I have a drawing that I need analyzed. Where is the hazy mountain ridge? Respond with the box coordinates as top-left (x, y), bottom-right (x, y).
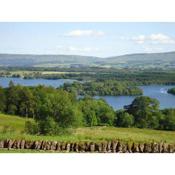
top-left (0, 54), bottom-right (102, 67)
top-left (0, 51), bottom-right (175, 68)
top-left (104, 51), bottom-right (175, 68)
top-left (107, 51), bottom-right (175, 62)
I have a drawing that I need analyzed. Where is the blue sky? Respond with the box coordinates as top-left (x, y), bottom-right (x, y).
top-left (0, 22), bottom-right (175, 57)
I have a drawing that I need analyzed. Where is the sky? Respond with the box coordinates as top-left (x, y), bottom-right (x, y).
top-left (0, 22), bottom-right (175, 57)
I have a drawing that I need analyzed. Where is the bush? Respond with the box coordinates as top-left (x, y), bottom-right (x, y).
top-left (25, 120), bottom-right (39, 135)
top-left (25, 118), bottom-right (73, 136)
top-left (38, 117), bottom-right (60, 135)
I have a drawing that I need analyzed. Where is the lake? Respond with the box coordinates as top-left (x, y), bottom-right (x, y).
top-left (0, 77), bottom-right (175, 110)
top-left (0, 77), bottom-right (75, 88)
top-left (95, 85), bottom-right (175, 109)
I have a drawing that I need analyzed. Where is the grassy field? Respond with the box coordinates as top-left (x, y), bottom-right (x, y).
top-left (0, 113), bottom-right (175, 144)
top-left (0, 113), bottom-right (31, 134)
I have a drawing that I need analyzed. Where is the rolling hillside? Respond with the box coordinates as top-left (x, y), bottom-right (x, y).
top-left (0, 113), bottom-right (32, 134)
top-left (0, 54), bottom-right (102, 67)
top-left (0, 113), bottom-right (175, 143)
top-left (106, 51), bottom-right (175, 69)
top-left (0, 51), bottom-right (175, 68)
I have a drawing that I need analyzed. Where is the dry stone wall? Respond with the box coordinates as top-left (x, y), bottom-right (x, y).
top-left (0, 139), bottom-right (175, 153)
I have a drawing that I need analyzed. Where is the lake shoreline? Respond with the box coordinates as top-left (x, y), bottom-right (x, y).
top-left (0, 77), bottom-right (175, 110)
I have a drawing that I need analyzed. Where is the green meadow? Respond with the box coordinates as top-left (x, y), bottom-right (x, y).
top-left (1, 113), bottom-right (175, 144)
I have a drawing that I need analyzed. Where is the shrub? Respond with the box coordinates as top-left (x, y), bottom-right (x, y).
top-left (37, 117), bottom-right (60, 135)
top-left (25, 120), bottom-right (39, 135)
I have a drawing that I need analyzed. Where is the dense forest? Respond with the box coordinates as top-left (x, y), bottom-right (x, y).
top-left (61, 80), bottom-right (143, 96)
top-left (0, 81), bottom-right (175, 135)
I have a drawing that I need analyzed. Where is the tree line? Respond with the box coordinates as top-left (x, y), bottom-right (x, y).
top-left (0, 81), bottom-right (175, 135)
top-left (61, 80), bottom-right (143, 96)
top-left (1, 67), bottom-right (175, 85)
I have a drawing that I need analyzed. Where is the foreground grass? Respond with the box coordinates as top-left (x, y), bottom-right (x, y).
top-left (0, 113), bottom-right (32, 134)
top-left (1, 113), bottom-right (175, 143)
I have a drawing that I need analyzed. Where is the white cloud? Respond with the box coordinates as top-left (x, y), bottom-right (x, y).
top-left (143, 46), bottom-right (163, 53)
top-left (131, 33), bottom-right (175, 44)
top-left (56, 45), bottom-right (99, 53)
top-left (68, 46), bottom-right (98, 52)
top-left (132, 35), bottom-right (146, 44)
top-left (119, 36), bottom-right (130, 40)
top-left (64, 30), bottom-right (105, 37)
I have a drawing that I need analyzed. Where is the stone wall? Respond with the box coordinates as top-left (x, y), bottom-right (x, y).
top-left (0, 139), bottom-right (174, 153)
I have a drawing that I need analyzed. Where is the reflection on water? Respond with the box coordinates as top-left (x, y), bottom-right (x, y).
top-left (160, 88), bottom-right (167, 94)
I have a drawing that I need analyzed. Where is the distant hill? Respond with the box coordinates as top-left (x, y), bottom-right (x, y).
top-left (0, 54), bottom-right (102, 67)
top-left (105, 51), bottom-right (175, 69)
top-left (0, 51), bottom-right (175, 69)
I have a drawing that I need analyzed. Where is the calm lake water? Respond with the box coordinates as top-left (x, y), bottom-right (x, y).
top-left (95, 85), bottom-right (175, 110)
top-left (0, 77), bottom-right (75, 88)
top-left (0, 77), bottom-right (175, 109)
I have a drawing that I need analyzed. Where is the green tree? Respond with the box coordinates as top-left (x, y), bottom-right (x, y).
top-left (6, 83), bottom-right (21, 115)
top-left (96, 99), bottom-right (115, 126)
top-left (36, 89), bottom-right (84, 128)
top-left (0, 86), bottom-right (6, 112)
top-left (31, 85), bottom-right (57, 120)
top-left (126, 96), bottom-right (160, 128)
top-left (79, 97), bottom-right (115, 126)
top-left (79, 97), bottom-right (99, 126)
top-left (115, 111), bottom-right (134, 127)
top-left (160, 109), bottom-right (175, 130)
top-left (18, 87), bottom-right (36, 118)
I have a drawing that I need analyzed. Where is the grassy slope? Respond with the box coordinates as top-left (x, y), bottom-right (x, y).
top-left (0, 113), bottom-right (30, 133)
top-left (0, 113), bottom-right (175, 143)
